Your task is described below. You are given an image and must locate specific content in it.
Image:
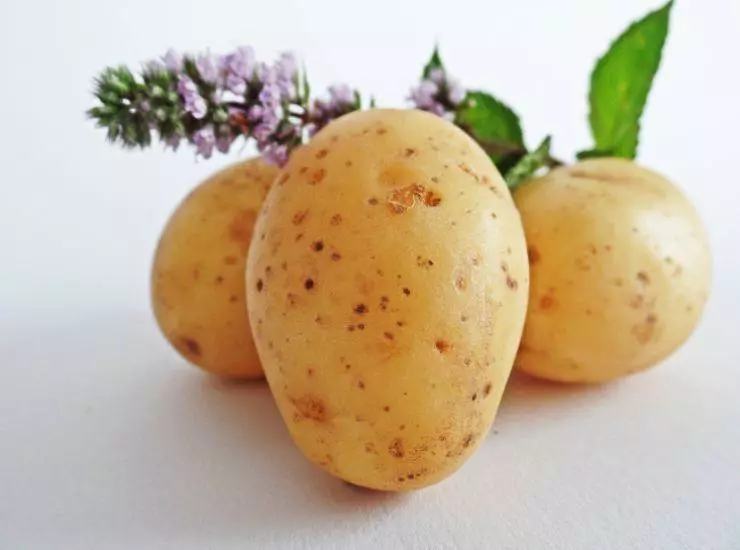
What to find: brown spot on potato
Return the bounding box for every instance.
[276,172,290,185]
[471,393,478,401]
[403,147,417,157]
[368,197,379,205]
[299,166,308,174]
[292,395,327,422]
[526,246,541,265]
[402,287,411,296]
[388,438,405,458]
[229,295,238,303]
[483,382,492,397]
[330,252,342,261]
[631,294,645,309]
[457,162,481,182]
[358,380,366,389]
[435,340,452,353]
[431,176,440,183]
[365,442,376,453]
[310,168,326,184]
[506,276,518,290]
[307,367,315,377]
[304,278,315,290]
[295,232,304,242]
[316,148,329,159]
[539,295,555,309]
[383,332,394,340]
[383,406,390,412]
[376,128,387,135]
[330,213,343,225]
[637,271,650,284]
[256,279,263,292]
[311,240,324,252]
[192,268,201,280]
[357,323,366,330]
[455,276,467,291]
[416,256,434,268]
[180,337,201,357]
[463,434,474,448]
[632,313,658,344]
[354,303,368,314]
[228,210,256,244]
[214,275,224,284]
[396,320,404,327]
[292,210,308,225]
[223,255,238,265]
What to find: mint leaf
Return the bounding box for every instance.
[456,91,525,169]
[576,148,615,160]
[504,136,552,190]
[422,46,444,78]
[588,0,673,159]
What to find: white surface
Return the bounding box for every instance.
[1,0,740,548]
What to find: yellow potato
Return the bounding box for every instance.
[513,158,712,383]
[246,109,529,491]
[152,157,278,379]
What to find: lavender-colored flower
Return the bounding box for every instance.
[162,49,182,72]
[193,125,215,159]
[328,83,355,104]
[178,75,208,119]
[257,62,277,84]
[409,68,466,118]
[164,133,182,152]
[409,80,438,110]
[261,143,289,166]
[247,105,264,121]
[196,52,219,85]
[253,119,278,143]
[215,126,233,154]
[274,52,298,99]
[258,82,282,108]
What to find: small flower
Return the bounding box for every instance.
[409,68,466,118]
[247,105,264,121]
[178,75,208,119]
[258,82,282,108]
[162,49,182,72]
[215,126,233,153]
[193,125,215,158]
[165,133,182,151]
[261,143,289,166]
[196,52,219,85]
[328,83,355,104]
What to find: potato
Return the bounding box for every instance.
[513,158,712,383]
[246,108,529,491]
[151,157,278,379]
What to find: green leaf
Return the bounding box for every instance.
[422,45,444,78]
[588,0,673,159]
[504,136,552,190]
[576,148,615,160]
[301,64,310,104]
[456,90,525,166]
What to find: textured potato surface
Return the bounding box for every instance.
[246,109,529,490]
[152,157,278,379]
[513,158,712,383]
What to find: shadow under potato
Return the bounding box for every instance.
[148,370,410,538]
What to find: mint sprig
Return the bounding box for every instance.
[586,1,673,159]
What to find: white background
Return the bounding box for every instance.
[1,0,739,548]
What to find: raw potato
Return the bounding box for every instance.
[513,158,712,383]
[152,157,278,379]
[246,109,529,491]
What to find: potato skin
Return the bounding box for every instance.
[152,157,278,379]
[513,158,712,383]
[246,109,528,491]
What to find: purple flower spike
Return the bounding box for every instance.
[178,75,208,119]
[193,126,215,159]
